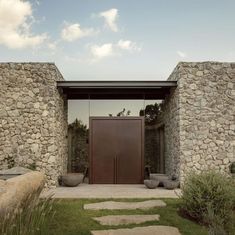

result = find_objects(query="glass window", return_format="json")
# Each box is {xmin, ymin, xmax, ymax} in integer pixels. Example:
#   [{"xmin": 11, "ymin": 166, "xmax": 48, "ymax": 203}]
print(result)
[
  {"xmin": 89, "ymin": 100, "xmax": 144, "ymax": 117},
  {"xmin": 67, "ymin": 98, "xmax": 165, "ymax": 175},
  {"xmin": 68, "ymin": 100, "xmax": 89, "ymax": 126},
  {"xmin": 143, "ymin": 100, "xmax": 165, "ymax": 174},
  {"xmin": 68, "ymin": 100, "xmax": 89, "ymax": 173}
]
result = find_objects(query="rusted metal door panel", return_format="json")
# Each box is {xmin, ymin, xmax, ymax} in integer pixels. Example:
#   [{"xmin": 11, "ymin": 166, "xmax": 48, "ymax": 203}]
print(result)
[
  {"xmin": 116, "ymin": 119, "xmax": 143, "ymax": 183},
  {"xmin": 89, "ymin": 117, "xmax": 144, "ymax": 184},
  {"xmin": 89, "ymin": 119, "xmax": 116, "ymax": 184}
]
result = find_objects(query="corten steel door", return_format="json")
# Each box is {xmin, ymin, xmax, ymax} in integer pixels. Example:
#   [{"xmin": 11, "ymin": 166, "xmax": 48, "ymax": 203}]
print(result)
[{"xmin": 89, "ymin": 117, "xmax": 144, "ymax": 184}]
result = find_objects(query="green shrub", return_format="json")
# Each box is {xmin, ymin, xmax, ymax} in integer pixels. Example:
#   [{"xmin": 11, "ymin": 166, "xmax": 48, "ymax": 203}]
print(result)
[
  {"xmin": 206, "ymin": 204, "xmax": 235, "ymax": 235},
  {"xmin": 0, "ymin": 194, "xmax": 55, "ymax": 235},
  {"xmin": 180, "ymin": 171, "xmax": 234, "ymax": 232}
]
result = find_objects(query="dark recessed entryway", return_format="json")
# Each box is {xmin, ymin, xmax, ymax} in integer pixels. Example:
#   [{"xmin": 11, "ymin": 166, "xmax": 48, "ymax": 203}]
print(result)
[
  {"xmin": 61, "ymin": 80, "xmax": 177, "ymax": 184},
  {"xmin": 89, "ymin": 117, "xmax": 144, "ymax": 184}
]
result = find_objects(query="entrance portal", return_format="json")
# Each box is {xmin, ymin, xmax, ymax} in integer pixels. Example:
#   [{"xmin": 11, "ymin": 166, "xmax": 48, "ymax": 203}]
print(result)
[{"xmin": 89, "ymin": 117, "xmax": 144, "ymax": 184}]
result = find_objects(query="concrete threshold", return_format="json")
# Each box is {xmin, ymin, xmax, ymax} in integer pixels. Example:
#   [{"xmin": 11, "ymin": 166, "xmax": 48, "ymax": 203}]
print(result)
[{"xmin": 40, "ymin": 183, "xmax": 181, "ymax": 199}]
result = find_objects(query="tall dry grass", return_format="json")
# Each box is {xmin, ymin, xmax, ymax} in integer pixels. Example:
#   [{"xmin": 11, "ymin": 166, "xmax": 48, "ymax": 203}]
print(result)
[{"xmin": 0, "ymin": 192, "xmax": 54, "ymax": 235}]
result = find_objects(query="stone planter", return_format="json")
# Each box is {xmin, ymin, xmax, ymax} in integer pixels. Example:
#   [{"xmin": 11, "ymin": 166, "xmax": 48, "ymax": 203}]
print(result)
[
  {"xmin": 163, "ymin": 180, "xmax": 179, "ymax": 190},
  {"xmin": 150, "ymin": 174, "xmax": 168, "ymax": 187},
  {"xmin": 144, "ymin": 179, "xmax": 160, "ymax": 189},
  {"xmin": 61, "ymin": 173, "xmax": 84, "ymax": 187}
]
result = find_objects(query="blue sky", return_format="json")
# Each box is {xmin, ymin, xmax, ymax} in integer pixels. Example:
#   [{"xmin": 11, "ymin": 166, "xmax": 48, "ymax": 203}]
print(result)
[{"xmin": 0, "ymin": 0, "xmax": 235, "ymax": 80}]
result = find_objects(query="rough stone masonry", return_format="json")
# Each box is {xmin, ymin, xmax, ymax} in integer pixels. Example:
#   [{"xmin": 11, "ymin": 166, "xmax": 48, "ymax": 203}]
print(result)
[
  {"xmin": 0, "ymin": 61, "xmax": 234, "ymax": 187},
  {"xmin": 0, "ymin": 63, "xmax": 67, "ymax": 187},
  {"xmin": 161, "ymin": 62, "xmax": 235, "ymax": 182}
]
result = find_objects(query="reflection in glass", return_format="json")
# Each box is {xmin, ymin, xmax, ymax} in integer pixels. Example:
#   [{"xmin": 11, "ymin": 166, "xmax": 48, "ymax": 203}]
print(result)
[
  {"xmin": 143, "ymin": 100, "xmax": 165, "ymax": 174},
  {"xmin": 90, "ymin": 100, "xmax": 144, "ymax": 117},
  {"xmin": 67, "ymin": 99, "xmax": 165, "ymax": 175},
  {"xmin": 68, "ymin": 100, "xmax": 89, "ymax": 173},
  {"xmin": 68, "ymin": 100, "xmax": 89, "ymax": 126}
]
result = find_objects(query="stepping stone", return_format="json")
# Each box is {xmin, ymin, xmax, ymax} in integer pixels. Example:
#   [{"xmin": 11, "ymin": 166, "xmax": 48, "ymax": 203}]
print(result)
[
  {"xmin": 91, "ymin": 225, "xmax": 181, "ymax": 235},
  {"xmin": 93, "ymin": 214, "xmax": 160, "ymax": 225},
  {"xmin": 84, "ymin": 200, "xmax": 166, "ymax": 210}
]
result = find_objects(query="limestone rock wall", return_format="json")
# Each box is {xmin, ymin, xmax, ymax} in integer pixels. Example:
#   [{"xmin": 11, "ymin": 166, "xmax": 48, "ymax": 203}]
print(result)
[
  {"xmin": 0, "ymin": 63, "xmax": 68, "ymax": 187},
  {"xmin": 164, "ymin": 62, "xmax": 235, "ymax": 182},
  {"xmin": 1, "ymin": 61, "xmax": 234, "ymax": 186},
  {"xmin": 160, "ymin": 87, "xmax": 180, "ymax": 178}
]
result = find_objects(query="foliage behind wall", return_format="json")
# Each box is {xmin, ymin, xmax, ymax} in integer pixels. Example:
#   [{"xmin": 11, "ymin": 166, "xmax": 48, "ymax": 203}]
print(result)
[{"xmin": 68, "ymin": 119, "xmax": 88, "ymax": 173}]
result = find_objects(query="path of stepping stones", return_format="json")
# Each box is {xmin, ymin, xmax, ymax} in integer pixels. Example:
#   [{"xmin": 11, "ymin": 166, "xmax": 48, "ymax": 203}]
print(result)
[{"xmin": 84, "ymin": 200, "xmax": 181, "ymax": 235}]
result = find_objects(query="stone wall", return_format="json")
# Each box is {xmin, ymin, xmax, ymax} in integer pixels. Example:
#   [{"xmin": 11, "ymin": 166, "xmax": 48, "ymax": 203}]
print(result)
[
  {"xmin": 1, "ymin": 61, "xmax": 234, "ymax": 186},
  {"xmin": 0, "ymin": 63, "xmax": 67, "ymax": 187},
  {"xmin": 160, "ymin": 86, "xmax": 180, "ymax": 178},
  {"xmin": 163, "ymin": 62, "xmax": 235, "ymax": 182}
]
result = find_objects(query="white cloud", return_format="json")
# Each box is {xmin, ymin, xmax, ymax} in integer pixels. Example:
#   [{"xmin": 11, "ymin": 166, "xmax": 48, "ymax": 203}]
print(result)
[
  {"xmin": 90, "ymin": 43, "xmax": 114, "ymax": 59},
  {"xmin": 117, "ymin": 40, "xmax": 141, "ymax": 51},
  {"xmin": 0, "ymin": 0, "xmax": 47, "ymax": 49},
  {"xmin": 47, "ymin": 41, "xmax": 57, "ymax": 50},
  {"xmin": 64, "ymin": 55, "xmax": 82, "ymax": 63},
  {"xmin": 177, "ymin": 50, "xmax": 187, "ymax": 58},
  {"xmin": 99, "ymin": 8, "xmax": 118, "ymax": 32},
  {"xmin": 89, "ymin": 40, "xmax": 141, "ymax": 61},
  {"xmin": 61, "ymin": 23, "xmax": 95, "ymax": 42}
]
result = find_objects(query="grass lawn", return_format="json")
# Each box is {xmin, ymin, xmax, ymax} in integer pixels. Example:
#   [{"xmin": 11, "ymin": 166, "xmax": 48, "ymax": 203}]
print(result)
[{"xmin": 48, "ymin": 198, "xmax": 208, "ymax": 235}]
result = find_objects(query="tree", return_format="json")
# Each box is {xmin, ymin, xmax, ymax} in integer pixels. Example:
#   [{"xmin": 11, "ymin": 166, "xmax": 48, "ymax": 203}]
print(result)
[
  {"xmin": 68, "ymin": 118, "xmax": 88, "ymax": 135},
  {"xmin": 68, "ymin": 119, "xmax": 88, "ymax": 173},
  {"xmin": 139, "ymin": 103, "xmax": 162, "ymax": 125},
  {"xmin": 109, "ymin": 108, "xmax": 131, "ymax": 117}
]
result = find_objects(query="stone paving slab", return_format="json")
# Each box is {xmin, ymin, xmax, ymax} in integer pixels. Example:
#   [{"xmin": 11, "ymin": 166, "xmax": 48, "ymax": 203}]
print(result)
[
  {"xmin": 91, "ymin": 225, "xmax": 181, "ymax": 235},
  {"xmin": 84, "ymin": 200, "xmax": 166, "ymax": 210},
  {"xmin": 93, "ymin": 214, "xmax": 160, "ymax": 225},
  {"xmin": 40, "ymin": 184, "xmax": 181, "ymax": 199}
]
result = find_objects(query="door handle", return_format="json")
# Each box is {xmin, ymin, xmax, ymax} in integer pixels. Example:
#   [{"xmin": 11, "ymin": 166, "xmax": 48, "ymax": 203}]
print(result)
[
  {"xmin": 113, "ymin": 156, "xmax": 116, "ymax": 183},
  {"xmin": 116, "ymin": 155, "xmax": 118, "ymax": 184},
  {"xmin": 113, "ymin": 155, "xmax": 118, "ymax": 184}
]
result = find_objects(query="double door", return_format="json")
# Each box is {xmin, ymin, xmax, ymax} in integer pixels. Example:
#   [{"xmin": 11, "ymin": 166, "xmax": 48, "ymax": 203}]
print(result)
[{"xmin": 89, "ymin": 117, "xmax": 144, "ymax": 184}]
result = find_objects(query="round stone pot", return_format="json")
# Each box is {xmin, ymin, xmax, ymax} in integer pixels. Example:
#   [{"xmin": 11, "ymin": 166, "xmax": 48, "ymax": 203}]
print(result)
[
  {"xmin": 144, "ymin": 179, "xmax": 160, "ymax": 189},
  {"xmin": 163, "ymin": 180, "xmax": 179, "ymax": 190},
  {"xmin": 61, "ymin": 173, "xmax": 84, "ymax": 187},
  {"xmin": 150, "ymin": 174, "xmax": 168, "ymax": 187}
]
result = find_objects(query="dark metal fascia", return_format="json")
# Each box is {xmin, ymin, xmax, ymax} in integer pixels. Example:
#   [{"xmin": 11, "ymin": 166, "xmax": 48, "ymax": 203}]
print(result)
[{"xmin": 56, "ymin": 81, "xmax": 177, "ymax": 88}]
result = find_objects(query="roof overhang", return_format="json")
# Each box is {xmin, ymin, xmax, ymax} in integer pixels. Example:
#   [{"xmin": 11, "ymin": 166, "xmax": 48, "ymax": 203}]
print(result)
[{"xmin": 57, "ymin": 81, "xmax": 177, "ymax": 99}]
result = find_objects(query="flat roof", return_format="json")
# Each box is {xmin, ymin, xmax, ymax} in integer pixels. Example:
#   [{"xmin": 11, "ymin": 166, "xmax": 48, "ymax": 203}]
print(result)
[{"xmin": 57, "ymin": 80, "xmax": 177, "ymax": 99}]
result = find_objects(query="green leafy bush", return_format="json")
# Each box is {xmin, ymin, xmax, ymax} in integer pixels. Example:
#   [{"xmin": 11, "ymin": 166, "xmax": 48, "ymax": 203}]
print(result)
[{"xmin": 180, "ymin": 171, "xmax": 235, "ymax": 233}]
